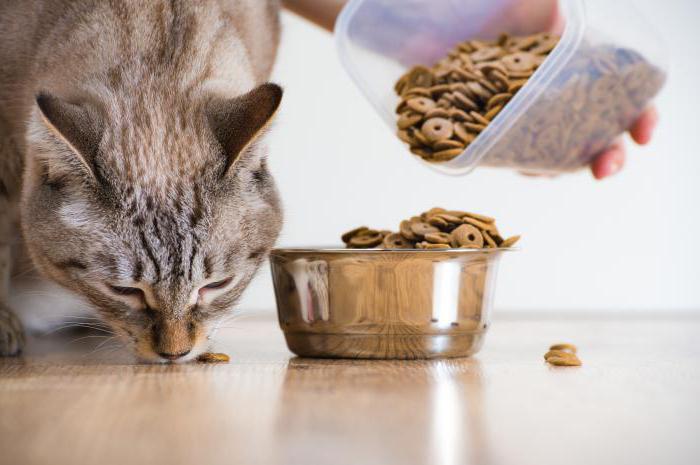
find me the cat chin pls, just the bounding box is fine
[136,350,203,365]
[134,338,211,364]
[136,354,191,364]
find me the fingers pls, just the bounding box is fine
[590,107,657,180]
[591,139,626,180]
[282,0,345,32]
[629,106,658,145]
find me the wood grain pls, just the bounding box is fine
[1,312,699,465]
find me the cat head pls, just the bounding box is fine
[22,83,283,363]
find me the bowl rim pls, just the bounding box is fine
[271,246,518,255]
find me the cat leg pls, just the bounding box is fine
[0,212,25,356]
[0,303,24,356]
[0,128,26,356]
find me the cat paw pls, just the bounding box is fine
[0,303,25,356]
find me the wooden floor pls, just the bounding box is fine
[1,311,698,465]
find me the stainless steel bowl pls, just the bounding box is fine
[270,247,511,359]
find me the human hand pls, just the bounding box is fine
[589,107,658,179]
[292,0,660,180]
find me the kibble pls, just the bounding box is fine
[546,354,582,367]
[341,208,520,250]
[549,343,578,353]
[197,352,230,363]
[393,32,665,172]
[544,342,581,367]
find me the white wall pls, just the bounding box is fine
[239,0,700,312]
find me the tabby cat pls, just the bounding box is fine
[0,0,284,362]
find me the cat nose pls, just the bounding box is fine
[158,350,191,361]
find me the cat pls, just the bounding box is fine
[0,0,284,362]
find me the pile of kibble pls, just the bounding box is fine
[342,208,520,250]
[394,32,559,162]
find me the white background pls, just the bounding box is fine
[239,0,700,313]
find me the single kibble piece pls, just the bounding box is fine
[544,342,581,366]
[424,232,452,245]
[452,224,484,248]
[549,343,577,354]
[407,97,437,114]
[198,352,230,363]
[341,226,369,244]
[422,118,454,142]
[543,349,572,360]
[382,232,413,249]
[500,235,521,248]
[410,221,440,239]
[348,230,384,249]
[546,354,582,367]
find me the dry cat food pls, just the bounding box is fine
[395,32,559,162]
[544,342,581,367]
[342,207,520,250]
[197,352,230,363]
[394,33,665,171]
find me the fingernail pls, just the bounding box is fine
[648,120,657,140]
[607,160,621,176]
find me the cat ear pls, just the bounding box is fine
[206,83,283,175]
[35,92,103,180]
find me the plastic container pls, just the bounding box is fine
[336,0,667,174]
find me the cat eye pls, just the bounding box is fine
[201,277,233,291]
[108,285,144,298]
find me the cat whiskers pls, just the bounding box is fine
[84,335,122,356]
[206,310,269,352]
[209,310,268,335]
[66,334,114,346]
[43,317,115,336]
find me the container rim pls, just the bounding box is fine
[271,246,518,255]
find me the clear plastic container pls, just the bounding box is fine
[335,0,668,175]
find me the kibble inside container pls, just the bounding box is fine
[336,0,667,175]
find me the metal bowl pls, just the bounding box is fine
[269,247,511,359]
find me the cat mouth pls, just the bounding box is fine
[136,350,200,364]
[133,338,211,364]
